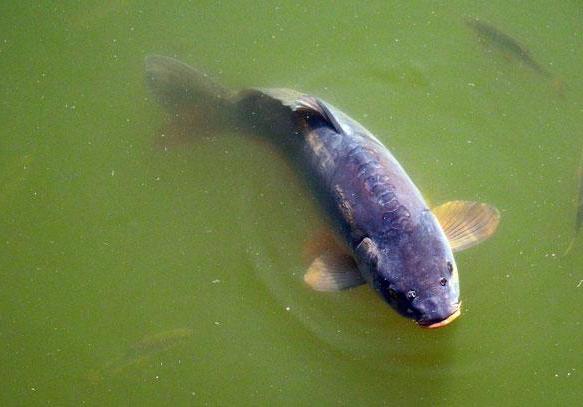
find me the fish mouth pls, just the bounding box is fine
[418,303,462,329]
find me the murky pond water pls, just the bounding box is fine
[1,1,581,405]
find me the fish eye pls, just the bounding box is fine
[440,277,448,286]
[406,290,417,300]
[446,261,453,274]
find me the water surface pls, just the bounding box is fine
[1,1,582,405]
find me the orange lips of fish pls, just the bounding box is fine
[420,303,462,329]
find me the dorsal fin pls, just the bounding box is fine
[293,96,345,134]
[250,88,305,109]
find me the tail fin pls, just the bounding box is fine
[145,55,235,129]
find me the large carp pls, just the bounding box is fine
[145,55,500,328]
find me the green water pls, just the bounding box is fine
[1,1,582,405]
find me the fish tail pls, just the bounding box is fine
[145,55,237,133]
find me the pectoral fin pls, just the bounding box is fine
[432,200,500,252]
[304,252,365,291]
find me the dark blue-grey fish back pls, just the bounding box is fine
[145,55,501,328]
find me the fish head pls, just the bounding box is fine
[356,210,460,328]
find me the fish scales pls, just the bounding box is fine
[276,107,419,256]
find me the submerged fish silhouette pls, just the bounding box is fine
[88,328,193,383]
[466,17,552,77]
[565,149,583,255]
[145,55,500,328]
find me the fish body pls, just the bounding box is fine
[145,56,499,328]
[576,151,583,233]
[467,18,551,78]
[236,91,460,326]
[88,328,193,383]
[565,149,583,255]
[126,328,193,357]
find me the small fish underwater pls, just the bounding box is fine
[466,17,564,94]
[88,328,193,383]
[145,55,501,329]
[565,149,583,255]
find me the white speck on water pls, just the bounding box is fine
[285,306,291,311]
[111,170,115,176]
[505,274,510,278]
[214,321,221,326]
[155,176,160,181]
[577,280,583,288]
[31,388,36,392]
[211,279,221,284]
[467,82,476,87]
